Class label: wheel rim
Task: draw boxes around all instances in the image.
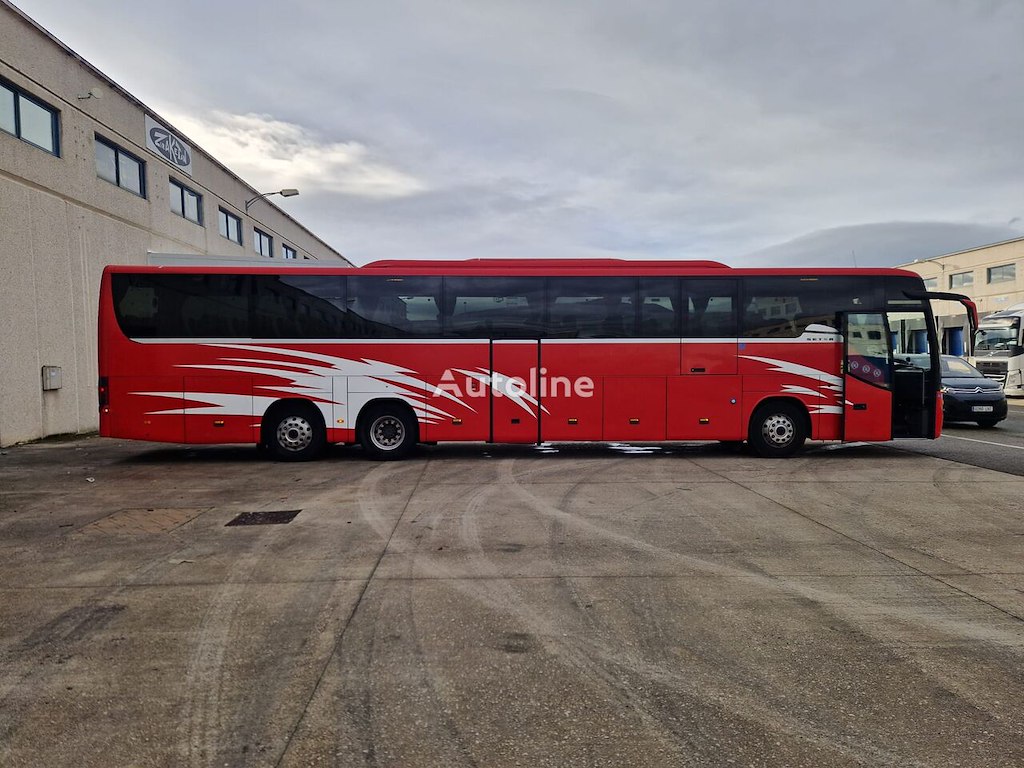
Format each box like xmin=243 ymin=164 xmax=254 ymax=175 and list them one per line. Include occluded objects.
xmin=761 ymin=413 xmax=796 ymax=447
xmin=369 ymin=414 xmax=405 ymax=451
xmin=276 ymin=415 xmax=313 ymax=452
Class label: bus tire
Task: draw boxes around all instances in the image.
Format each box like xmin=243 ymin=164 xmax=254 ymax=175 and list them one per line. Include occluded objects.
xmin=359 ymin=403 xmax=417 ymax=461
xmin=748 ymin=401 xmax=807 ymax=458
xmin=266 ymin=402 xmax=326 ymax=461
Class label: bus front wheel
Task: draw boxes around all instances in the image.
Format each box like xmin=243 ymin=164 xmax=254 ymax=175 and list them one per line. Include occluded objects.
xmin=748 ymin=402 xmax=807 ymax=458
xmin=359 ymin=404 xmax=417 ymax=461
xmin=266 ymin=403 xmax=326 ymax=461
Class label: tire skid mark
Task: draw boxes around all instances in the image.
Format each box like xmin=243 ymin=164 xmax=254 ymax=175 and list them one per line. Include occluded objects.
xmin=312 ymin=457 xmax=1015 ymax=766
xmin=333 ymin=588 xmax=385 ymax=766
xmin=431 ymin=468 xmax=737 ymax=763
xmin=275 ymin=460 xmax=430 ymax=768
xmin=0 ymin=526 xmax=197 ymax=732
xmin=405 ymin=549 xmax=483 ymax=766
xmin=482 ymin=459 xmax=1018 ymax=765
xmin=491 ymin=466 xmax=874 ymax=764
xmin=356 ymin=463 xmax=422 ymax=540
xmin=179 ymin=544 xmax=263 ymax=768
xmin=499 ymin=462 xmax=1024 ymax=647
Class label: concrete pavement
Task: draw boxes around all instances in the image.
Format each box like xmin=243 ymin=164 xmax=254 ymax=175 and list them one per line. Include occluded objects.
xmin=1 ymin=437 xmax=1022 ymax=767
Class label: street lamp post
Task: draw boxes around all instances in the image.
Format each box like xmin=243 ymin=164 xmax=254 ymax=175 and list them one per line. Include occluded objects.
xmin=245 ymin=188 xmax=299 ymax=212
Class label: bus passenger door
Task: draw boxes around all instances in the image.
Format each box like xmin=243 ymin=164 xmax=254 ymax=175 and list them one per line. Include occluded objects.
xmin=841 ymin=313 xmax=894 ymax=442
xmin=887 ymin=309 xmax=939 ymax=438
xmin=491 ymin=340 xmax=542 ymax=443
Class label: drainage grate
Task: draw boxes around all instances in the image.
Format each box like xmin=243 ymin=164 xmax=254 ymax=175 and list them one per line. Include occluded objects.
xmin=226 ymin=510 xmax=301 ymax=527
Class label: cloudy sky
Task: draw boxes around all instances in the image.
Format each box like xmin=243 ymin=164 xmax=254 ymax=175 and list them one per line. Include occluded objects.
xmin=14 ymin=0 xmax=1024 ymax=266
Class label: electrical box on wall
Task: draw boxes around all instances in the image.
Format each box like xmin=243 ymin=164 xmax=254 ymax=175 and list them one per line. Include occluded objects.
xmin=41 ymin=366 xmax=62 ymax=391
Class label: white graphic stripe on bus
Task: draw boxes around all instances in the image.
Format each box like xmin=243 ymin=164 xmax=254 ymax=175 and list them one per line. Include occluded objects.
xmin=739 ymin=355 xmax=843 ymax=386
xmin=780 ymin=384 xmax=828 ymax=399
xmin=451 ymin=368 xmax=549 ymax=416
xmin=134 ymin=344 xmax=464 ymax=424
xmin=742 ymin=355 xmax=845 ymax=414
xmin=135 ymin=392 xmax=279 ymax=417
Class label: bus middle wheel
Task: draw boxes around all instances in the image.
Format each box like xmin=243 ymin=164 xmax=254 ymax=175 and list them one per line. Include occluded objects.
xmin=267 ymin=403 xmax=326 ymax=461
xmin=359 ymin=404 xmax=417 ymax=461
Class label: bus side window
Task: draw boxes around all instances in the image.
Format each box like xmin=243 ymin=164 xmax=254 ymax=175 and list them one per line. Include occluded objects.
xmin=348 ymin=276 xmax=442 ymax=337
xmin=443 ymin=277 xmax=545 ymax=338
xmin=115 ymin=282 xmax=158 ymax=336
xmin=684 ymin=279 xmax=737 ymax=338
xmin=639 ymin=278 xmax=680 ymax=337
xmin=546 ymin=277 xmax=636 ymax=338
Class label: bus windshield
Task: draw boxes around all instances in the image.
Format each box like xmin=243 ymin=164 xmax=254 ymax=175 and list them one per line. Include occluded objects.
xmin=975 ymin=320 xmax=1020 ymax=354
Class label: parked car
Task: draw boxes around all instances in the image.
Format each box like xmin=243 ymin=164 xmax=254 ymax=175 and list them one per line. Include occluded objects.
xmin=897 ymin=354 xmax=1008 ymax=428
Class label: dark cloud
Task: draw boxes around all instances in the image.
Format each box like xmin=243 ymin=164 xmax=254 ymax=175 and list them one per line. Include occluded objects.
xmin=739 ymin=222 xmax=1024 ymax=268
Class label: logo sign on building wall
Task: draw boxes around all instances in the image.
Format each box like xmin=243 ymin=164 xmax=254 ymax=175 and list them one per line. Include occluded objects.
xmin=145 ymin=115 xmax=193 ymax=176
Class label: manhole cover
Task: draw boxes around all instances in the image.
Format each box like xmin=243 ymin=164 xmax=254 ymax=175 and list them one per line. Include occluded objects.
xmin=226 ymin=510 xmax=301 ymax=527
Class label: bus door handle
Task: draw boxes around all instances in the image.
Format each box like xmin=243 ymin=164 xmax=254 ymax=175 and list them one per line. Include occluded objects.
xmin=690 ymin=367 xmax=706 ymax=373
xmin=852 ymin=403 xmax=868 ymax=410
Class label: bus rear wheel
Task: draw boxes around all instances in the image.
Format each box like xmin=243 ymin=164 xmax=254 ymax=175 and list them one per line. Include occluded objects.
xmin=748 ymin=402 xmax=807 ymax=458
xmin=359 ymin=404 xmax=417 ymax=461
xmin=266 ymin=403 xmax=326 ymax=461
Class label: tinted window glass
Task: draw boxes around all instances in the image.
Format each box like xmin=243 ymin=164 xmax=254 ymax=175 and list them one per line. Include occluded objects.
xmin=112 ymin=274 xmax=250 ymax=338
xmin=444 ymin=277 xmax=545 ymax=338
xmin=885 ymin=275 xmax=927 ymax=308
xmin=639 ymin=278 xmax=680 ymax=337
xmin=942 ymin=357 xmax=983 ymax=378
xmin=252 ymin=275 xmax=353 ymax=338
xmin=847 ymin=312 xmax=892 ymax=388
xmin=741 ymin=276 xmax=879 ymax=338
xmin=683 ymin=279 xmax=737 ymax=337
xmin=348 ymin=276 xmax=442 ymax=337
xmin=547 ymin=277 xmax=635 ymax=338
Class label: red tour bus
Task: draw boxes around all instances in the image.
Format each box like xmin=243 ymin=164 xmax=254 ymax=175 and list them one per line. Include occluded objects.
xmin=97 ymin=259 xmax=976 ymax=460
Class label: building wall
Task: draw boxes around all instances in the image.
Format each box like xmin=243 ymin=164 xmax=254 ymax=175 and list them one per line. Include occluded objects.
xmin=0 ymin=2 xmax=349 ymax=446
xmin=898 ymin=236 xmax=1024 ymax=352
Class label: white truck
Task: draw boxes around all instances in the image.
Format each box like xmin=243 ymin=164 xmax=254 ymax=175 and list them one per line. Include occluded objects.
xmin=970 ymin=302 xmax=1024 ymax=396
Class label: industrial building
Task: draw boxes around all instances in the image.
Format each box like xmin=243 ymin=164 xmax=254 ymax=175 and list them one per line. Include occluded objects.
xmin=1 ymin=0 xmax=349 ymax=446
xmin=898 ymin=236 xmax=1024 ymax=355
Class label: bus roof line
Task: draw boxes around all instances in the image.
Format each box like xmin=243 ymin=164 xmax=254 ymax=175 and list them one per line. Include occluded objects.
xmin=360 ymin=259 xmax=731 ymax=270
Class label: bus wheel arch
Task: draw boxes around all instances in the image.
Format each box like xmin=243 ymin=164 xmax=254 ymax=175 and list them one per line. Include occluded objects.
xmin=357 ymin=399 xmax=419 ymax=461
xmin=747 ymin=398 xmax=809 ymax=458
xmin=261 ymin=399 xmax=327 ymax=461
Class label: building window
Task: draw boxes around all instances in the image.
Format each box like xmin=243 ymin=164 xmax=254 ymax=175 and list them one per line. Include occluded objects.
xmin=0 ymin=79 xmax=60 ymax=155
xmin=949 ymin=271 xmax=973 ymax=290
xmin=169 ymin=178 xmax=202 ymax=224
xmin=95 ymin=136 xmax=145 ymax=196
xmin=987 ymin=264 xmax=1016 ymax=284
xmin=923 ymin=277 xmax=938 ymax=290
xmin=218 ymin=208 xmax=242 ymax=244
xmin=254 ymin=228 xmax=273 ymax=257
xmin=282 ymin=244 xmax=297 ymax=260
